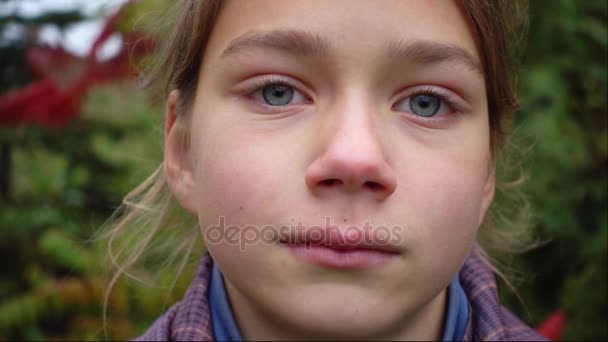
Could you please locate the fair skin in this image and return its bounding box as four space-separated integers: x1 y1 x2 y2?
165 0 494 340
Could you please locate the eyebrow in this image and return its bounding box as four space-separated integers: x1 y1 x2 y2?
386 39 483 76
220 29 483 76
221 30 330 57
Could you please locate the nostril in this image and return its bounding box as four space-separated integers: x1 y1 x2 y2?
320 179 343 187
363 181 384 191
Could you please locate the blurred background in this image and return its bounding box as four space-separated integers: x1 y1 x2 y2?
0 0 606 340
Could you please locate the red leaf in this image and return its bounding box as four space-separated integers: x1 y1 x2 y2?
536 310 567 341
0 79 58 124
1 0 154 128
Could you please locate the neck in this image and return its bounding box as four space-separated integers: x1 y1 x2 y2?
224 279 447 341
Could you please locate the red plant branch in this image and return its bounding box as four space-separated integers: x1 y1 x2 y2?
0 1 154 127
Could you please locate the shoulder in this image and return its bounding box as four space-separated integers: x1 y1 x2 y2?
499 306 549 341
131 253 215 341
460 244 548 341
131 303 182 342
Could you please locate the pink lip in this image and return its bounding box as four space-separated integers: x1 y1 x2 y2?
280 225 401 269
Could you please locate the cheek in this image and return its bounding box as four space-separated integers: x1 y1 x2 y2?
195 144 279 225
424 168 486 230
190 134 282 269
395 141 491 273
188 106 298 229
416 157 486 274
188 124 298 286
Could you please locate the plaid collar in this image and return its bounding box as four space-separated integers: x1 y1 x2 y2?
459 245 547 341
134 244 546 341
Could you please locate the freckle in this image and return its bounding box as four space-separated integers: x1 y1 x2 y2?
239 206 244 210
344 218 347 223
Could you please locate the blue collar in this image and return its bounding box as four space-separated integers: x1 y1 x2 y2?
442 275 470 341
209 265 469 341
209 263 243 341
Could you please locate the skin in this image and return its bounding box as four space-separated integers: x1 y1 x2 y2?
165 0 494 340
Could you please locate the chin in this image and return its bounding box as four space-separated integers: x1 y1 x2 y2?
264 285 409 340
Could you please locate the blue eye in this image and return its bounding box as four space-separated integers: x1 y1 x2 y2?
262 84 294 106
393 89 456 117
248 80 309 107
409 94 440 117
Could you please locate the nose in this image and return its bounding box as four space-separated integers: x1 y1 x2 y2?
305 106 397 201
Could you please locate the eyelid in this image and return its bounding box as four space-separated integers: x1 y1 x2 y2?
235 74 313 102
393 85 470 114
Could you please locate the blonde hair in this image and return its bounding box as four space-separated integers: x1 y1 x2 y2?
100 0 534 331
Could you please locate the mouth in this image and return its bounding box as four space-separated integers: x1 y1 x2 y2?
279 225 401 269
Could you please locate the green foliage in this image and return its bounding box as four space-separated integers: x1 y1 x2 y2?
0 82 165 340
496 0 607 340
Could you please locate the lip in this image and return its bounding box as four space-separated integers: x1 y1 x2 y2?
280 225 401 269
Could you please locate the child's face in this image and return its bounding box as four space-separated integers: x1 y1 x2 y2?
168 0 493 339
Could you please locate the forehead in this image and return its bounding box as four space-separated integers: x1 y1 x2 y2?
205 0 479 65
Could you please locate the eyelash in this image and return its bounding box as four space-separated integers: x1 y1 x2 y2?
241 77 464 115
243 76 311 106
394 86 465 115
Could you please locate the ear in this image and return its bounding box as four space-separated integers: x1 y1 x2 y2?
164 90 198 215
478 161 496 226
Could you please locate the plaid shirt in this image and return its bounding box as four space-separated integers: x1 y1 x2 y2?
134 244 547 341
